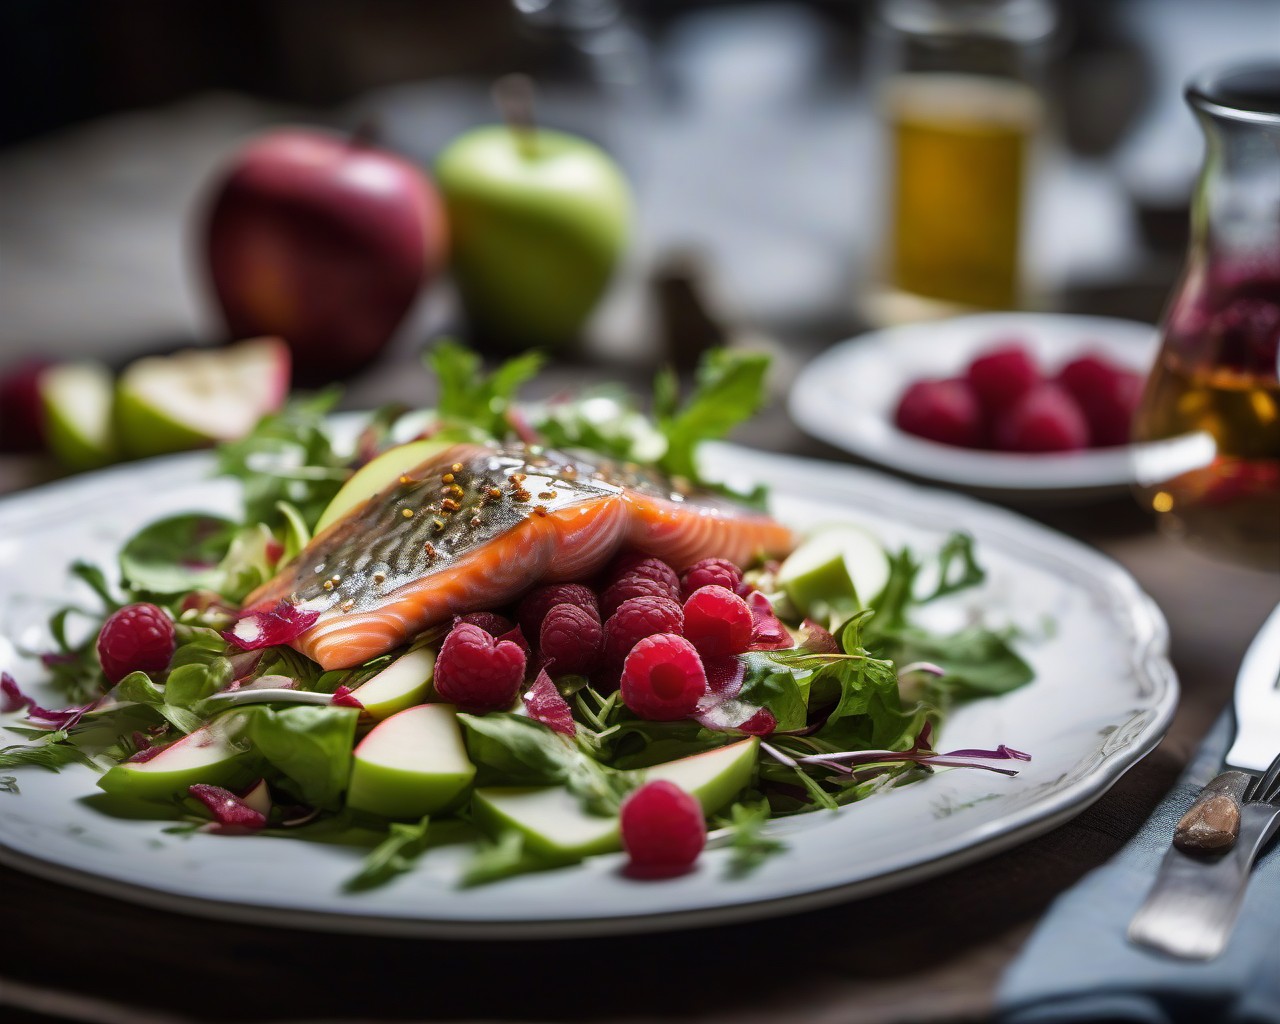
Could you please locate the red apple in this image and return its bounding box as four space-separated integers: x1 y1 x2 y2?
202 128 448 384
0 357 52 453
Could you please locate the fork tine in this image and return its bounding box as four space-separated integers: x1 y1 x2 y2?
1248 750 1280 804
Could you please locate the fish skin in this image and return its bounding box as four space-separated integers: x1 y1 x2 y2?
244 442 794 670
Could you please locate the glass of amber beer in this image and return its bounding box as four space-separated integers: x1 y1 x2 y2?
868 0 1056 322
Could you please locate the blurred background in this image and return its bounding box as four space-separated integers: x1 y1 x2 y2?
0 0 1277 428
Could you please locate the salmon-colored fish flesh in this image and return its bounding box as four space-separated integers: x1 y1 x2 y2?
244 442 795 670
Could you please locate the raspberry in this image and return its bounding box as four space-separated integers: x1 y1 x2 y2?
679 557 743 600
604 556 680 600
517 583 599 640
433 622 527 713
601 575 672 620
603 595 684 666
458 611 514 637
894 379 985 448
620 780 707 873
620 634 706 721
682 585 754 658
539 603 603 675
993 383 1089 452
966 343 1041 413
1056 353 1143 447
97 602 176 683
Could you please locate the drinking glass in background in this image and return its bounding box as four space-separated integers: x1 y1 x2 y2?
865 0 1057 325
1133 62 1280 571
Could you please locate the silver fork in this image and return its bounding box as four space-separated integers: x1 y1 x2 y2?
1127 751 1280 960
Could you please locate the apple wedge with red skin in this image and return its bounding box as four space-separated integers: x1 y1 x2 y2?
203 128 448 384
98 714 254 803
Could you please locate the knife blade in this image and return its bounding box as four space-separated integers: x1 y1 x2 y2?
1127 602 1280 960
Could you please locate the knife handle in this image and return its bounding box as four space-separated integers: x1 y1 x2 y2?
1128 784 1280 960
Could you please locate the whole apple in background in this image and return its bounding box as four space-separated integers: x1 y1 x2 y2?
0 358 52 453
435 109 632 351
203 128 448 384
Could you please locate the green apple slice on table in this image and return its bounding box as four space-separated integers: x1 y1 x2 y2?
346 703 476 820
313 439 452 534
350 647 436 721
472 737 759 861
435 124 632 350
777 524 890 623
39 361 120 470
114 337 291 459
97 714 252 802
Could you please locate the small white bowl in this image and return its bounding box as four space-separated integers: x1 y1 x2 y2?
789 312 1160 500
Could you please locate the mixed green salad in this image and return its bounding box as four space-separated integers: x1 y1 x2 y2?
0 344 1033 890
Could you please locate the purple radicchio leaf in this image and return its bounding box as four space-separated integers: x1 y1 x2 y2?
222 601 319 651
330 685 364 710
187 783 267 835
522 667 575 737
780 724 1031 778
692 657 777 736
2 672 93 730
745 592 793 651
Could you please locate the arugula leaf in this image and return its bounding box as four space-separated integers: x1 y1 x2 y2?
459 829 560 887
216 390 349 530
238 705 359 810
532 389 668 464
888 627 1033 699
717 800 787 876
656 349 769 481
343 816 431 892
427 339 543 439
0 739 98 772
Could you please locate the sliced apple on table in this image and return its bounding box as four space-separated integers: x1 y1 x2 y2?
39 361 120 471
114 336 290 459
351 647 436 721
346 703 475 820
777 523 891 622
97 713 253 802
314 438 453 534
471 737 759 861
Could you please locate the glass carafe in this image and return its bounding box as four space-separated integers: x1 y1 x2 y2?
1134 63 1280 570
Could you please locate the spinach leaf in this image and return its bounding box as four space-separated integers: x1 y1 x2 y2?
238 705 359 810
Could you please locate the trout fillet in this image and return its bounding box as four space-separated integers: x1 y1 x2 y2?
244 442 794 670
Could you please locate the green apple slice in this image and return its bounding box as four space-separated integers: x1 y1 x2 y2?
777 524 890 621
472 737 759 860
314 438 452 534
114 336 290 459
39 361 120 470
352 647 436 721
347 703 475 820
97 714 252 802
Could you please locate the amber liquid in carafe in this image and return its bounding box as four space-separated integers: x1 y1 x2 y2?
1135 355 1280 568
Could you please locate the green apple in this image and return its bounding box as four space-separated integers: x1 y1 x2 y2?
97 714 252 802
472 737 758 861
314 439 452 535
39 361 119 471
435 124 632 349
351 647 436 721
777 524 890 622
347 703 475 820
114 337 290 459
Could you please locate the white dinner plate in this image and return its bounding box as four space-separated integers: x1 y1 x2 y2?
789 313 1161 499
0 442 1175 937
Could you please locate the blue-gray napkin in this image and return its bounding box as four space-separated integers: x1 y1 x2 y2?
997 712 1280 1024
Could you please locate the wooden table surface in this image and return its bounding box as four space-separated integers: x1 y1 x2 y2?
1 90 1278 1024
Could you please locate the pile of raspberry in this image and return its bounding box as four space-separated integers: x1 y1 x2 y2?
894 342 1144 453
433 552 780 722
